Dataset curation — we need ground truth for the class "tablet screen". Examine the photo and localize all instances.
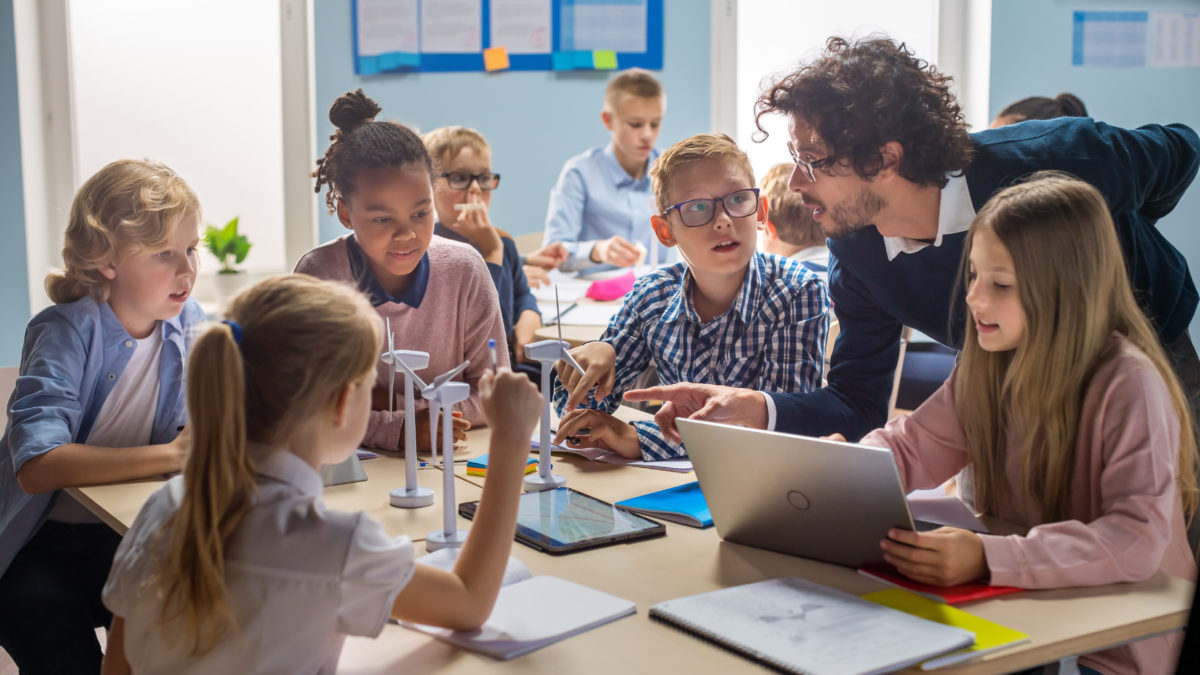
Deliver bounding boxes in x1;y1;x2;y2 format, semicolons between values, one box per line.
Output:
460;487;664;553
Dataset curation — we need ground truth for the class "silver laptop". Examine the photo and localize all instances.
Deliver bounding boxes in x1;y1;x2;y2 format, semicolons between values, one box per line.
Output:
677;418;934;568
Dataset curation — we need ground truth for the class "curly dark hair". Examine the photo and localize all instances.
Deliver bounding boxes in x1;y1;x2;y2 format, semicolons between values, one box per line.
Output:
754;36;974;188
313;89;433;213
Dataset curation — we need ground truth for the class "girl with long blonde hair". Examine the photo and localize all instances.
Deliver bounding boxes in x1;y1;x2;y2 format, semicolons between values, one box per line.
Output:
0;159;202;672
850;172;1196;675
100;275;542;674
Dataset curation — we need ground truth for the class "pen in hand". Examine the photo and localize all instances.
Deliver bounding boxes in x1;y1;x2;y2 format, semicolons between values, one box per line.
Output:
488;338;498;372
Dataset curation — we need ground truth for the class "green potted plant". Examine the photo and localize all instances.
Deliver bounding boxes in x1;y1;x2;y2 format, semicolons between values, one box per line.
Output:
203;216;252;274
204;216;253;309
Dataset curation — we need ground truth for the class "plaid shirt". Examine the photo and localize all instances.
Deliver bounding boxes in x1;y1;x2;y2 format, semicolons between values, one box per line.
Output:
553;252;829;459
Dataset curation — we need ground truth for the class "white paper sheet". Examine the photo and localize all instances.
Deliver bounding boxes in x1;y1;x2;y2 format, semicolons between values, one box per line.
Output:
532;270;590;303
565;0;646;53
356;0;419;55
906;488;988;533
1151;12;1200;67
490;0;552;54
421;0;482;53
405;576;636;659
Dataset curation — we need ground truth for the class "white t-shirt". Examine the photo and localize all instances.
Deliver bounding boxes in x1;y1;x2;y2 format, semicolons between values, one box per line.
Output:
103;449;416;675
48;328;163;523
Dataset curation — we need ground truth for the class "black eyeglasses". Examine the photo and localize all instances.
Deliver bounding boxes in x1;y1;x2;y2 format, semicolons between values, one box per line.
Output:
663;188;760;228
786;141;836;183
438;172;501;191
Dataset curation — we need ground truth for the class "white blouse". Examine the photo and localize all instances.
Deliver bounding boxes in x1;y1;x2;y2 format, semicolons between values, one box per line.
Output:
103;449;415;674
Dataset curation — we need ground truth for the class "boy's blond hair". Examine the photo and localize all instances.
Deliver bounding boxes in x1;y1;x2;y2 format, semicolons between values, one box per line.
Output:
649;133;754;214
760;163;821;246
603;68;664;111
421;125;491;171
45;159;200;304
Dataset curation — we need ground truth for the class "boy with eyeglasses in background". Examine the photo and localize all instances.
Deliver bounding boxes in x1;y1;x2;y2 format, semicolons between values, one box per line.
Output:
549;133;829;460
543;68;671;272
424;126;542;373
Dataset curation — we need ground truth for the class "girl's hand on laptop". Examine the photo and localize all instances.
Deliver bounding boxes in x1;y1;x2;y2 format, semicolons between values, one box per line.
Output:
525;241;568;270
821;433;847;442
558;342;616;409
624;383;767;444
880;527;987;587
591;235;641;267
553;408;640;458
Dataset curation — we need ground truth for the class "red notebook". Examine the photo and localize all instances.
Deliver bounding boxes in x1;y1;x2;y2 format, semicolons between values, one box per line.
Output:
858;563;1023;605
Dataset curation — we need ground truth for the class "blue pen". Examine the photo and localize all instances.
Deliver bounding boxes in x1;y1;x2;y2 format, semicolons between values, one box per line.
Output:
488;338;498;371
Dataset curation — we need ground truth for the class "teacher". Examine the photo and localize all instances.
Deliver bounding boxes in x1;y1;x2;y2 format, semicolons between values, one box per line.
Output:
627;36;1200;441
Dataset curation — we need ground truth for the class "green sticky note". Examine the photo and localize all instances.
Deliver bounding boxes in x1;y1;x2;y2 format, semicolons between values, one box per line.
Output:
593;50;618;70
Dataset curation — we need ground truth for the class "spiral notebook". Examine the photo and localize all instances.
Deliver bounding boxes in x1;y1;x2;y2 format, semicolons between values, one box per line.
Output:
650;578;974;675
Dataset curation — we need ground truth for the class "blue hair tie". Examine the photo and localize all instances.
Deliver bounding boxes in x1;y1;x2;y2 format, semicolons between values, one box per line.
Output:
222;319;244;347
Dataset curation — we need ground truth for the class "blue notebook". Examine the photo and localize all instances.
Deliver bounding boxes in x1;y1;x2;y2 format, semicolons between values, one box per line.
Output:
616;481;712;528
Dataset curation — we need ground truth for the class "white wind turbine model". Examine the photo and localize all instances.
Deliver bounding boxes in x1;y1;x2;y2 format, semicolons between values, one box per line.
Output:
416;360;471;551
380;317;435;509
524;287;585;492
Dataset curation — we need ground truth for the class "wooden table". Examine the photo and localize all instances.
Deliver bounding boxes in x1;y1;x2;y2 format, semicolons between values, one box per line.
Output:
75;421;1193;674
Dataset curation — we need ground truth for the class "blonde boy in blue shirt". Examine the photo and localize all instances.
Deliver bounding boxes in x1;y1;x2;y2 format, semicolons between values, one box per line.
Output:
552;133;829;460
543;68;671;271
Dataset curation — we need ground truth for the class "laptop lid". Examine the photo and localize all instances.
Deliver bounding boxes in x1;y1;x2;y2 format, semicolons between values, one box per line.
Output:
676;418;919;568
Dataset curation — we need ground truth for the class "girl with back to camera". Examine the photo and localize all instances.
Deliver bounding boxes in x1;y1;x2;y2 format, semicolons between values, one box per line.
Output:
0;159;203;673
296;89;509;454
100;275;542;674
835;172;1197;675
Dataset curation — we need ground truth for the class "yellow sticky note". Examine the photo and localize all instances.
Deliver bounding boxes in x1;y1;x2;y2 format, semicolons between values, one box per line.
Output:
484;46;510;71
593;50;618;70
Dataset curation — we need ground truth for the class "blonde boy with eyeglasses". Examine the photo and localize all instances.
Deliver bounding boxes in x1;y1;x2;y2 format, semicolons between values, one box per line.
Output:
550;133;829;460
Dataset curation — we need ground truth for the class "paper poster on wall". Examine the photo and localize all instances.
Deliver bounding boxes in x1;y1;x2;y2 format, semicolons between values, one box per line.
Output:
422;0;483;53
1151;12;1200;67
561;0;647;53
491;0;552;54
1072;11;1148;67
356;0;418;55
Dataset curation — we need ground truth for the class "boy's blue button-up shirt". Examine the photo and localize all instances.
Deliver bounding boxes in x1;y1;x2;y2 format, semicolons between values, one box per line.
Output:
0;296;203;576
553;252;829;460
543;143;670;272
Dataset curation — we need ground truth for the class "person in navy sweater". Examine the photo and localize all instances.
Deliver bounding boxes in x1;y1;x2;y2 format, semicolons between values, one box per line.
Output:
628;36;1200;442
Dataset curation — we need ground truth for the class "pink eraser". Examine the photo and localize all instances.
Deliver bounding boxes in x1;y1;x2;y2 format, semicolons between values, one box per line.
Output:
586;271;636;301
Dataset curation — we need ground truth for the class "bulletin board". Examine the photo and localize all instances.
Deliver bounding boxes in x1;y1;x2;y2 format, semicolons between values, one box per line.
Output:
352;0;664;75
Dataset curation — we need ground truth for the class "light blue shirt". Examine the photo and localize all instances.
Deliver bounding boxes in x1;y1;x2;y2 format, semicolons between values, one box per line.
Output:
0;296;203;576
543;143;669;272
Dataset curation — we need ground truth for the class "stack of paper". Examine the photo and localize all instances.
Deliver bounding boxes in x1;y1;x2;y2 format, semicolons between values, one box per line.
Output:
404;575;636;660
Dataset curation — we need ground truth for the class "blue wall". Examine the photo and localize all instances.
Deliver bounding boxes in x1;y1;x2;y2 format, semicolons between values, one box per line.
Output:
312;0;711;246
991;0;1200;346
0;0;28;366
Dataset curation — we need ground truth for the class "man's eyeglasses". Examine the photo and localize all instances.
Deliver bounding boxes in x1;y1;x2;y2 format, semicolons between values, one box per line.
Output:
438;172;501;191
663;188;760;228
786;141;835;183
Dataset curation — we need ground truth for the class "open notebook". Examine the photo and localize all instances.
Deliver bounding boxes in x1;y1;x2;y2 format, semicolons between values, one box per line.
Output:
650;578;974;675
403;549;636;659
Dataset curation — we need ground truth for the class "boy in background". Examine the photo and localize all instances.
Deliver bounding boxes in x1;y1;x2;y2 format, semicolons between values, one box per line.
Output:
423;125;541;373
551;134;828;460
758;162;829;282
543;68;670;272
